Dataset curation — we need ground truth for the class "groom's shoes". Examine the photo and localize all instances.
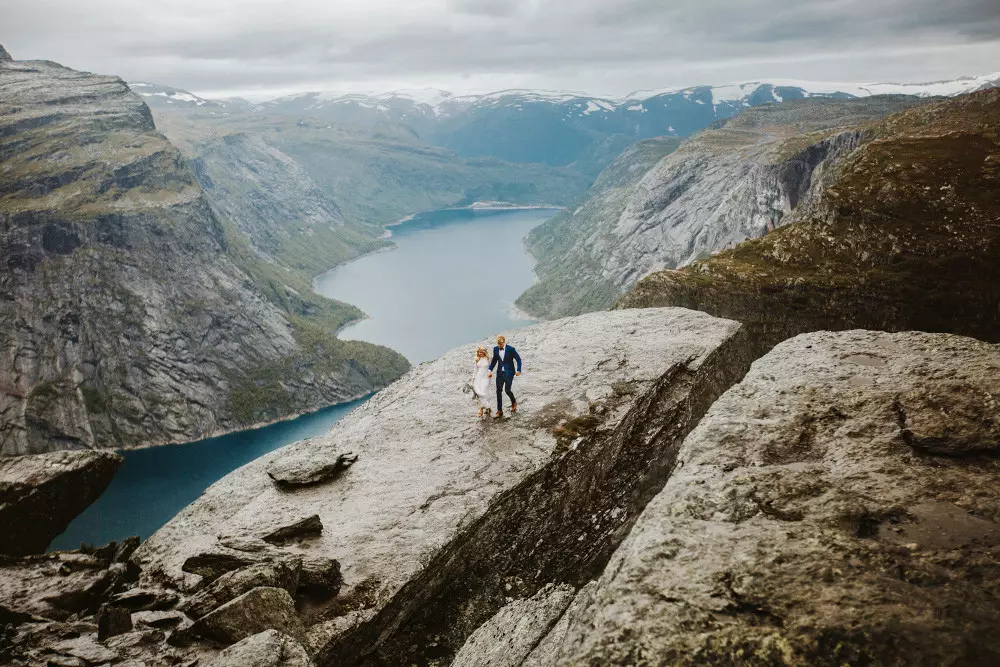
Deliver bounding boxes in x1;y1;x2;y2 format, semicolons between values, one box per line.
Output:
494;410;504;419
510;402;517;414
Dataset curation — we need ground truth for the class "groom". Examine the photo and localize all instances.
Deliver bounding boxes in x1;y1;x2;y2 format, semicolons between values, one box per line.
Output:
488;335;522;419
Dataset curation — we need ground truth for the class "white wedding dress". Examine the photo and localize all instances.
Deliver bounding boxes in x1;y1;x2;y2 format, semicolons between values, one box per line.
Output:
472;357;492;409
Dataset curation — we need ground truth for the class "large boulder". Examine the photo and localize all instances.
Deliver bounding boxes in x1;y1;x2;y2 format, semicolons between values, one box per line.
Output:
517;330;1000;666
0;450;122;555
135;308;755;664
192;587;304;645
181;557;302;619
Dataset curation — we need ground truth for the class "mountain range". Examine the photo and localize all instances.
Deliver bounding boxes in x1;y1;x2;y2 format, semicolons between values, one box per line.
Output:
134;73;1000;175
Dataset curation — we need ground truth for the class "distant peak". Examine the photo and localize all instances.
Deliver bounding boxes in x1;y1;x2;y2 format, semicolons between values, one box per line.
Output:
0;44;12;62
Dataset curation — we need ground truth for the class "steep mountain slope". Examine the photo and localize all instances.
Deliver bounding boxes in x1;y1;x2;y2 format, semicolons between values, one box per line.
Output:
0;50;408;456
150;107;590;230
621;89;1000;346
517;95;930;319
254;75;999;173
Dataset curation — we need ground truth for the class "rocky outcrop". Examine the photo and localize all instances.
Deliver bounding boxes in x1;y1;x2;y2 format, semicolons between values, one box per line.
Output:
133;308;755;664
0;450;121;555
620;89;1000;349
494;330;1000;666
0;44;11;62
0;56;408;455
518;96;930;319
451;583;577;667
192;586;304;644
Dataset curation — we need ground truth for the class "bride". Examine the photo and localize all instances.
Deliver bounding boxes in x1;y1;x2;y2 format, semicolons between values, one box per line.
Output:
472;346;492;418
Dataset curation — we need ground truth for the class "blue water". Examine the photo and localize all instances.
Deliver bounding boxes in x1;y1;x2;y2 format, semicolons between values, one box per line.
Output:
51;207;555;550
314;207;557;363
50;398;367;550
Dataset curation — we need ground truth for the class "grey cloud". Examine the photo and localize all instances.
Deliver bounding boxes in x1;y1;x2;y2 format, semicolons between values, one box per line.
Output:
2;0;998;97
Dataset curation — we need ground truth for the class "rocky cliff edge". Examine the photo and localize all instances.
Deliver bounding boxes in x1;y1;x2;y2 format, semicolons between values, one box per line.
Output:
131;308;753;664
462;330;1000;666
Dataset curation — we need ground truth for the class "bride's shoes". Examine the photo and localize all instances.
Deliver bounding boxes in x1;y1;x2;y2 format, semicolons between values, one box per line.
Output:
478;407;485;418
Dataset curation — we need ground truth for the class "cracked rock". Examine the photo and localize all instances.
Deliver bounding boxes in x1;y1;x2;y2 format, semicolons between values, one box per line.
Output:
181;558;302;620
192;586;304;645
135;308;752;665
520;330;1000;666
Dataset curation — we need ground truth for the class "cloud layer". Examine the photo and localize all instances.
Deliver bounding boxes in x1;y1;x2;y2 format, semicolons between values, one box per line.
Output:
4;0;999;98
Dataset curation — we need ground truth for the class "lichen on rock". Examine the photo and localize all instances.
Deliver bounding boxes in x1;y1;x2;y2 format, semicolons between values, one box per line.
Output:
515;330;1000;666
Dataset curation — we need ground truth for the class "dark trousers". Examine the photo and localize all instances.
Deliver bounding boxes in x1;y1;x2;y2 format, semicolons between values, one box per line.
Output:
496;373;516;411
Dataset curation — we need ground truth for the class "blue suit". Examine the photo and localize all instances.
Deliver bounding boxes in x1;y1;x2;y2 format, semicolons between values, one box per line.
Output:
489;344;522;412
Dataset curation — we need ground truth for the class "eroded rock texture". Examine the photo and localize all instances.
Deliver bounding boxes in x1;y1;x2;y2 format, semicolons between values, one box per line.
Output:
0;450;121;555
621;89;1000;349
511;330;1000;666
517;96;929;318
135;308;753;664
0;52;407;455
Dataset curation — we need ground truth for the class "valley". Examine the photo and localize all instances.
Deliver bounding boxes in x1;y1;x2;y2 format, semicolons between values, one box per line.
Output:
2;30;1000;667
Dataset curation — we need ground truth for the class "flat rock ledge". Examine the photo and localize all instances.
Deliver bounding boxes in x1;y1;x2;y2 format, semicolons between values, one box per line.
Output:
0;450;122;556
499;330;1000;666
135;308;753;664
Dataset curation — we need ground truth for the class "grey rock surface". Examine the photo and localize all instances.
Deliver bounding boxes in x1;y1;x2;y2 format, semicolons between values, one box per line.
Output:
208;629;315;667
517;96;930;318
452;583;576;667
181;558;302;619
110;587;180;611
96;604;133;640
267;452;357;489
135;308;753;664
0;56;405;455
183;538;342;596
262;515;324;544
521;330;1000;666
0;551;133;621
192;586;304;645
0;450;121;555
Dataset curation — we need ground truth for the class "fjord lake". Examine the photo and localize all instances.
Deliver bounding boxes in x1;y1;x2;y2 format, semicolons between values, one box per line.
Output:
52;206;556;549
314;207;558;363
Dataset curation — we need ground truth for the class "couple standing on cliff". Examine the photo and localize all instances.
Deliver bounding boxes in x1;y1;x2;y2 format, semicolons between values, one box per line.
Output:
472;335;522;419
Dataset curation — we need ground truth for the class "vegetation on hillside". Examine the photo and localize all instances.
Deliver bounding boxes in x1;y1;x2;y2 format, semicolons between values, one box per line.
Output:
620;89;1000;345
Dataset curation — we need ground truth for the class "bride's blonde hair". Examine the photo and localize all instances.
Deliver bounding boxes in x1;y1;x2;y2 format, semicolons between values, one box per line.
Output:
476;346;488;358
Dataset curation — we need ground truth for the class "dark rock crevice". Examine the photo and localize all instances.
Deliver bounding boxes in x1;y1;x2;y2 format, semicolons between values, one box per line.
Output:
320;319;756;666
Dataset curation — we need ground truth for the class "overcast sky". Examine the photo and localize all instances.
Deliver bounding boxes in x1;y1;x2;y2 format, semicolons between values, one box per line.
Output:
4;0;999;100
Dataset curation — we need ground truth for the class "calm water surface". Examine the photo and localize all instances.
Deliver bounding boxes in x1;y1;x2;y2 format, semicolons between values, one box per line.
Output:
53;207;554;549
51;398;367;550
314;208;557;362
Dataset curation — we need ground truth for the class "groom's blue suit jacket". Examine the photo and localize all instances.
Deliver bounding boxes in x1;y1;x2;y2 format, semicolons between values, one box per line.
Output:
489;345;522;378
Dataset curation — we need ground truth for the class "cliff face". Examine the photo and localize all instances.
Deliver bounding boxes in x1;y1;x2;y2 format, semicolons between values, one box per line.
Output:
0;54;408;455
517;96;930;319
0;450;121;555
132;308;754;665
620;89;1000;347
482;330;1000;666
